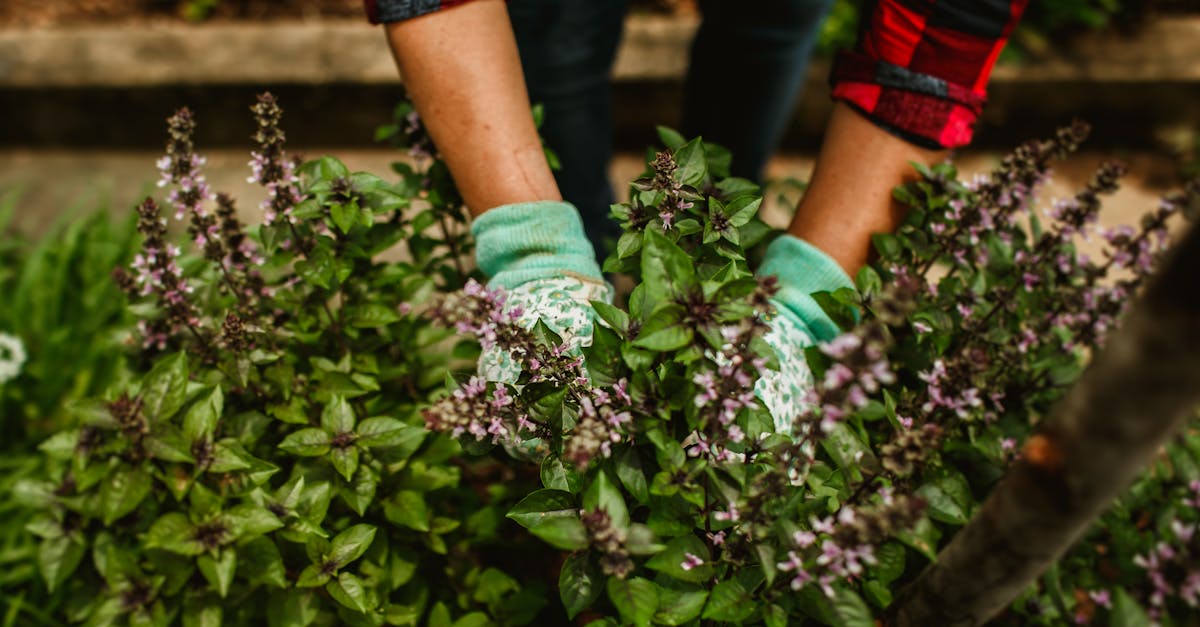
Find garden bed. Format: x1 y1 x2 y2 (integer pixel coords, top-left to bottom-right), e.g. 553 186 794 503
2 92 1197 626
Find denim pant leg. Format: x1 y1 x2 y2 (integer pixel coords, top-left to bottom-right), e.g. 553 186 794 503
682 0 835 182
507 0 630 258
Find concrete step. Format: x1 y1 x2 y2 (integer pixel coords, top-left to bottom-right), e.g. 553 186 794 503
4 16 1200 87
2 16 1198 149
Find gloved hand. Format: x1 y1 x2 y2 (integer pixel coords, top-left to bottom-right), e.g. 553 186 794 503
754 234 855 436
470 200 613 384
470 202 853 446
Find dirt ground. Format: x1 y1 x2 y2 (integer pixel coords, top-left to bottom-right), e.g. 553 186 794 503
0 0 690 27
0 1 360 27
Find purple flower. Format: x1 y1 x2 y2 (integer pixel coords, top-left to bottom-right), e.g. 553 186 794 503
1180 572 1200 607
823 364 855 389
693 371 719 407
1088 589 1112 609
1022 272 1040 291
1185 480 1200 509
821 333 862 359
777 553 813 591
614 378 632 404
713 501 740 523
793 530 817 547
810 516 835 535
491 385 513 409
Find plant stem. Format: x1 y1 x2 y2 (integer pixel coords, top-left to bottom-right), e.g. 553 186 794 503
437 208 467 281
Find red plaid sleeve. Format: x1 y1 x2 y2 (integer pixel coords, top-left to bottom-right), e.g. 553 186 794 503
830 0 1030 149
364 0 476 24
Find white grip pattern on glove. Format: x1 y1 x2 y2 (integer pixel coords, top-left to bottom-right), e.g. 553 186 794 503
478 275 613 384
756 308 818 438
478 278 816 445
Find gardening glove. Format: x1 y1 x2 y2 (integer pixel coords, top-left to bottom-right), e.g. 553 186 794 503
471 200 613 384
755 234 854 437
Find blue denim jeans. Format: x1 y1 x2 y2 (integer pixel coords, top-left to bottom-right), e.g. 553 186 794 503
507 0 833 255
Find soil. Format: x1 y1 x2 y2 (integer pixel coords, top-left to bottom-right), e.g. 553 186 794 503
0 0 693 28
0 1 360 27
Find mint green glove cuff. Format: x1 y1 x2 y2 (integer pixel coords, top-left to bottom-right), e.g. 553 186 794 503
471 201 604 290
758 234 854 342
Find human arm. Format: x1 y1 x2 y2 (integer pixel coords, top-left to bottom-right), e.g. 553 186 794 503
379 0 561 216
787 103 944 273
786 0 1030 275
372 0 609 393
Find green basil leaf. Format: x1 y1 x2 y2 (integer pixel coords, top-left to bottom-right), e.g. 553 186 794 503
384 491 430 532
144 513 203 556
559 553 603 620
327 571 372 614
101 465 153 525
37 535 86 593
328 524 377 568
506 489 577 530
654 580 707 626
674 138 707 187
239 536 288 588
183 386 223 443
331 446 359 482
528 517 588 551
583 471 629 530
197 547 237 599
321 395 356 434
607 576 659 627
356 416 424 449
701 579 754 622
142 352 188 422
541 456 584 493
278 428 332 457
646 535 713 584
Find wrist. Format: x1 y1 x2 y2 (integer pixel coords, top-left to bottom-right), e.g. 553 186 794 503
471 200 604 290
758 234 854 343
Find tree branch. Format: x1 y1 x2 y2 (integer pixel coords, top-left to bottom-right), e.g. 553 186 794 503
889 220 1200 626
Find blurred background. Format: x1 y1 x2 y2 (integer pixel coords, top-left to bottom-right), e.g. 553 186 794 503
1 4 1196 620
1 0 1198 234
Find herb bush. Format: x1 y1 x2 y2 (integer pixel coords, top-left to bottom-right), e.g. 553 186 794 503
17 93 1200 626
0 197 139 447
18 95 553 627
1 193 143 626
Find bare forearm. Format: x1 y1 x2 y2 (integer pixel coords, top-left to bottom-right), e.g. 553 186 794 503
788 103 945 275
383 0 559 215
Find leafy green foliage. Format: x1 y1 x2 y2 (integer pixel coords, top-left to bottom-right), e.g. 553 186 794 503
14 95 558 627
10 93 1199 627
0 193 142 626
0 201 139 446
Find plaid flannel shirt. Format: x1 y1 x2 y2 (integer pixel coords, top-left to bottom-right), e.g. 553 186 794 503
832 0 1030 148
366 0 1029 149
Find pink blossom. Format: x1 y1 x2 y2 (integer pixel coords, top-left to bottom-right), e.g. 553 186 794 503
1088 589 1112 609
713 501 740 523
